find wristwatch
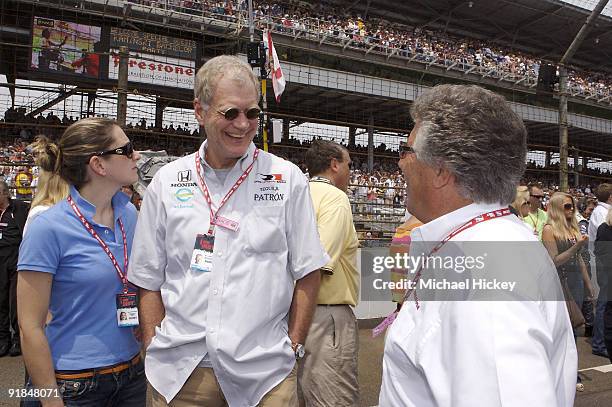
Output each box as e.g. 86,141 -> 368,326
292,342 -> 305,360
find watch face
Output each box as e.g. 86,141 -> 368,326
296,344 -> 305,359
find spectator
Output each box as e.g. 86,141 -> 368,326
577,196 -> 597,337
379,84 -> 576,406
590,183 -> 612,359
596,208 -> 612,363
15,167 -> 33,200
0,180 -> 29,357
509,185 -> 530,217
23,136 -> 70,234
542,192 -> 594,392
17,117 -> 145,406
524,182 -> 547,239
128,55 -> 329,406
300,140 -> 360,406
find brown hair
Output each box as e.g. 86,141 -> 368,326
595,183 -> 612,203
305,140 -> 346,176
36,117 -> 117,188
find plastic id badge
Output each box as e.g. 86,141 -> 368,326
116,292 -> 139,327
191,233 -> 214,272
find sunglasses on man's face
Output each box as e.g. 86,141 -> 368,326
94,141 -> 135,159
564,203 -> 575,210
530,194 -> 544,199
399,143 -> 416,159
216,107 -> 261,121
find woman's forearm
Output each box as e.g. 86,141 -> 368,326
21,326 -> 59,391
552,243 -> 581,267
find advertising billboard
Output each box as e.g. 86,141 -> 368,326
108,28 -> 197,89
110,27 -> 197,60
108,51 -> 195,89
31,16 -> 102,78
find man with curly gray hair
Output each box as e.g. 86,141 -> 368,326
379,84 -> 576,406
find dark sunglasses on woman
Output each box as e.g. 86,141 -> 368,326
94,141 -> 135,159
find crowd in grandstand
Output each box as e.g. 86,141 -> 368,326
0,135 -> 607,220
125,0 -> 612,99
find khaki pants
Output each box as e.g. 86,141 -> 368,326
151,365 -> 297,407
298,305 -> 359,407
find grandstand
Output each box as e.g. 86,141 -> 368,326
1,0 -> 612,242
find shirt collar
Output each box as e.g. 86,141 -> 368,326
199,140 -> 256,172
599,202 -> 611,210
68,185 -> 130,223
412,201 -> 506,244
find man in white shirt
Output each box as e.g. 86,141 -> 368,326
128,55 -> 329,406
378,84 -> 576,407
589,183 -> 612,358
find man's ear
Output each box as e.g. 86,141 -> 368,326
431,165 -> 454,189
194,98 -> 207,126
330,158 -> 340,174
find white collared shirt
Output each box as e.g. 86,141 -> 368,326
128,141 -> 329,406
379,202 -> 577,407
589,202 -> 611,254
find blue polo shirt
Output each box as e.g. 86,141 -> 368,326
18,186 -> 140,370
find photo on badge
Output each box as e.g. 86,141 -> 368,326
116,308 -> 139,327
115,292 -> 139,327
190,233 -> 213,272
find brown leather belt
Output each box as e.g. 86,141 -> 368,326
55,354 -> 140,380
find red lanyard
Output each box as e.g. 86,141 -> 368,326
194,148 -> 259,234
403,208 -> 512,309
67,195 -> 129,293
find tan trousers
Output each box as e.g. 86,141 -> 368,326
298,305 -> 359,407
151,364 -> 298,407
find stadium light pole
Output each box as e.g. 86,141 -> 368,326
557,0 -> 609,191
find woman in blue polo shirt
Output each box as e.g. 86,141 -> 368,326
17,117 -> 144,406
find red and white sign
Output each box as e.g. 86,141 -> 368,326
108,49 -> 195,89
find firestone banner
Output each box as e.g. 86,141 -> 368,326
108,50 -> 195,89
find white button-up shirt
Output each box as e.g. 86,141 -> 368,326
128,142 -> 329,406
379,202 -> 577,407
589,202 -> 611,254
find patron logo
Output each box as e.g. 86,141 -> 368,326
255,173 -> 286,183
177,170 -> 192,182
254,193 -> 285,202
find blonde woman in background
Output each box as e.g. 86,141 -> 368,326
510,185 -> 530,218
23,136 -> 69,234
542,192 -> 594,392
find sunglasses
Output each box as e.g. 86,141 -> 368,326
530,194 -> 544,199
94,141 -> 135,159
216,107 -> 261,121
399,143 -> 416,159
564,203 -> 575,210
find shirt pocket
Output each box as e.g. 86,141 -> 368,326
244,206 -> 286,253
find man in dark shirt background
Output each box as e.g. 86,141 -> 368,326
0,180 -> 29,356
